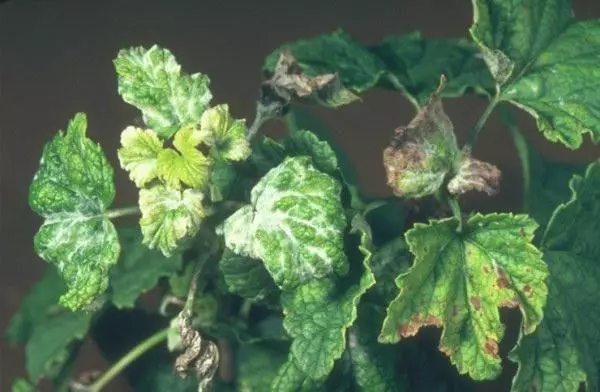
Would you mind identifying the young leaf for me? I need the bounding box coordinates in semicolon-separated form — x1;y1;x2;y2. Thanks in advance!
371;33;494;105
199;104;251;161
222;156;348;290
219;248;278;301
347;303;407;391
109;228;183;308
237;343;288;391
156;126;211;189
263;30;386;104
29;113;120;310
5;267;64;344
139;185;206;257
510;161;600;392
279;213;375;380
117;126;163;187
471;1;600;148
114;45;212;138
26;310;92;383
379;213;548;380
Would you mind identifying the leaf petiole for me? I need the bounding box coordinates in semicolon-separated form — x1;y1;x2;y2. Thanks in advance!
465;95;500;150
83;328;169;392
105;206;140;220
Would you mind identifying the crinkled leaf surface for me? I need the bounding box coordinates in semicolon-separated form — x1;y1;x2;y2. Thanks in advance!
114;45;212;138
157;126;211;189
199;104;251;161
139;185;205;257
271;356;326;392
347;303;407;391
237;343;288;391
471;1;600;148
379;213;548;380
5;267;64;344
26;309;92;383
29;113;120;310
283;129;339;176
222;156;348;290
279;214;375;380
219;248;278;301
371;33;494;105
263;29;386;98
510;162;600;392
117;126;163;187
109;228;183;308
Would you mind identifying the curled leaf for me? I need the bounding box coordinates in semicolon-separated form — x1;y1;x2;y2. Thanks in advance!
199;104;251;161
174;309;219;391
383;76;460;199
118;126;163;187
447;153;501;196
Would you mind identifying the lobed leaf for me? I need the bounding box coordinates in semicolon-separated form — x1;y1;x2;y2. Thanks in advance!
114;45;212;138
199;104;251;161
222;156;348;290
29;113;120;310
117;126;163;187
379;213;548;380
510;161;600;392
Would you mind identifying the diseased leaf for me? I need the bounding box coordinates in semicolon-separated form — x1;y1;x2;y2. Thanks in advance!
5;267;64;344
471;1;600;148
114;45;212;138
510;161;600;392
283;130;339;176
139;185;206;257
219;248;278;301
368;236;410;304
263;30;385;103
199;104;251;161
109;228;183;308
26;310;92;383
222;156;348;290
280;213;375;380
29;113;120;310
117;126;163;187
379;213;548;380
347;303;407;391
237;343;288;391
271;355;326;392
157;126;211;189
371;32;494;105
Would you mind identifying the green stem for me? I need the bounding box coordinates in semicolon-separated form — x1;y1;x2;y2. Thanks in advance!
385;74;420;110
466;96;500;151
106;206;140;220
87;328;169;392
448;197;464;233
239;299;253;320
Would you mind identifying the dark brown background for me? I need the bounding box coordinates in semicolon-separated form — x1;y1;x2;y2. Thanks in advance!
1;0;599;391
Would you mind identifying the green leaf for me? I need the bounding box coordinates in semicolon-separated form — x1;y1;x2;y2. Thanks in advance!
237;343;288;391
471;1;600;148
368;236;410;304
109;228;183;308
5;267;64;344
271;356;326;392
26;310;92;383
117;126;163;187
219;248;278;301
510;161;600;392
199;104;251;161
379;213;548;380
114;45;212;138
279;213;375;380
139;185;206;257
370;33;494;105
282;129;339;176
157;126;211;189
248;136;287;175
222;156;348;290
347;303;407;391
29;113;120;310
263;29;386;100
284;106;357;184
11;378;37;392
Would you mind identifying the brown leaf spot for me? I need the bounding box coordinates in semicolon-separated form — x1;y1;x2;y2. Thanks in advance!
470;296;481;310
484;339;499;358
500;298;518;308
452;305;458;317
425;314;442;327
519;227;526;237
496;268;510;289
482;266;490;275
523;284;533;297
439;344;454;357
